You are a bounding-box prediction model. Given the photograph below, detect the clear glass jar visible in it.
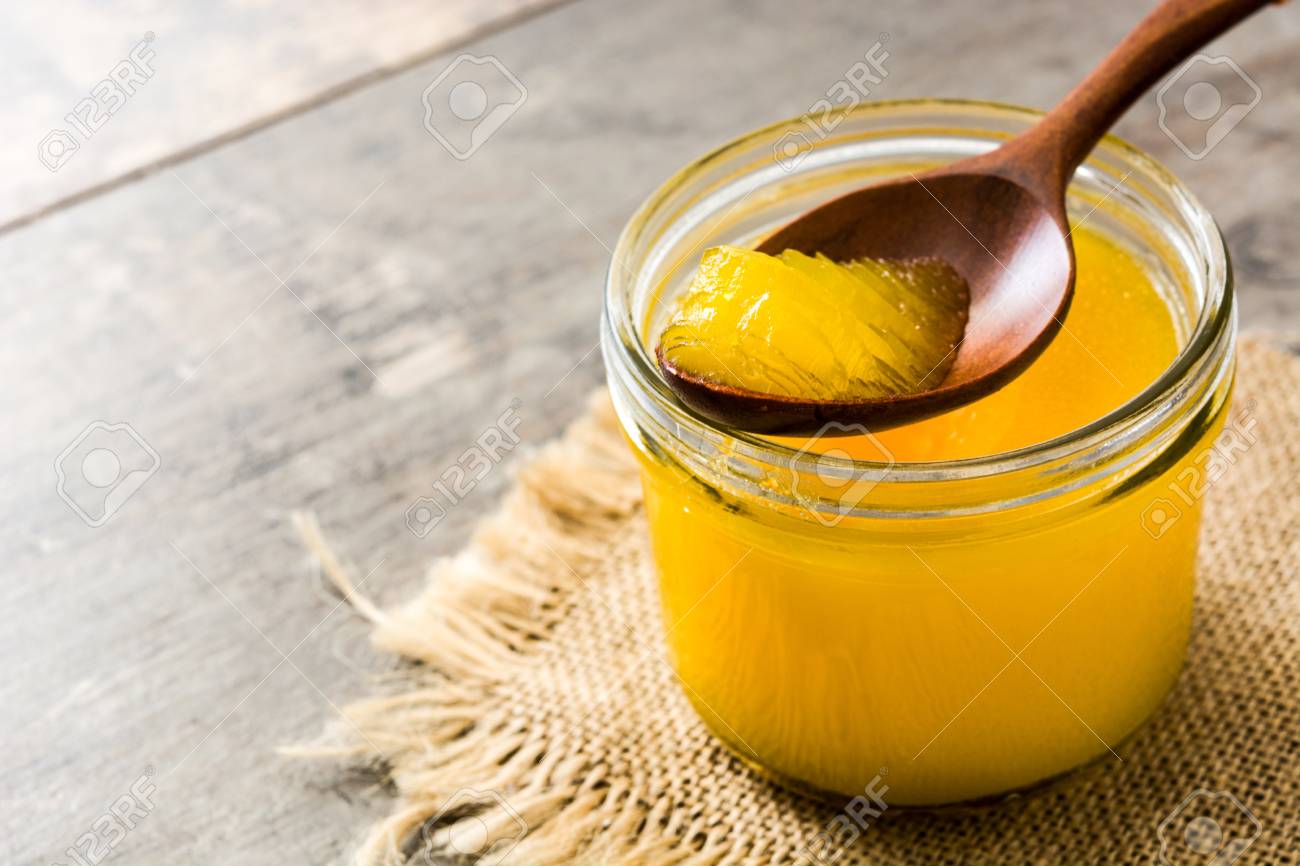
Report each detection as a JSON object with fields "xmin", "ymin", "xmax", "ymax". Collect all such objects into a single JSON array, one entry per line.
[{"xmin": 601, "ymin": 100, "xmax": 1235, "ymax": 806}]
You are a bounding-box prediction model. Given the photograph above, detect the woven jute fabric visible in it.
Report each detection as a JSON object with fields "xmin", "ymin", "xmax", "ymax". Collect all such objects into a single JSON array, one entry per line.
[{"xmin": 304, "ymin": 336, "xmax": 1299, "ymax": 866}]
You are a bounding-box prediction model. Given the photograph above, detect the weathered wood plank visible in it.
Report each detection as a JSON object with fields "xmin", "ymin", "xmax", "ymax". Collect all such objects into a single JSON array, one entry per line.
[{"xmin": 1, "ymin": 0, "xmax": 565, "ymax": 228}]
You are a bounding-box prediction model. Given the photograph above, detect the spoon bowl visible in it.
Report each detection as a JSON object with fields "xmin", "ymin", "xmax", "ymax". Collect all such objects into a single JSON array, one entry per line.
[{"xmin": 669, "ymin": 165, "xmax": 1075, "ymax": 432}]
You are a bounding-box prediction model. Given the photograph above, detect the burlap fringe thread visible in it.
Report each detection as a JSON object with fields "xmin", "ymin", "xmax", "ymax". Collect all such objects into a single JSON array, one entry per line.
[
  {"xmin": 293, "ymin": 396, "xmax": 654, "ymax": 866},
  {"xmin": 292, "ymin": 336, "xmax": 1300, "ymax": 866}
]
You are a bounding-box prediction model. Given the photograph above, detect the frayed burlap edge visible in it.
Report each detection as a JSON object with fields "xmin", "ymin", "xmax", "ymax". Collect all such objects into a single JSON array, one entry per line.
[{"xmin": 292, "ymin": 393, "xmax": 652, "ymax": 866}]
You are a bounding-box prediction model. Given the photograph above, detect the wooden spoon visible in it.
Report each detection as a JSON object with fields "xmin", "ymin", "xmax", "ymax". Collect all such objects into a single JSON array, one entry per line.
[{"xmin": 660, "ymin": 0, "xmax": 1272, "ymax": 435}]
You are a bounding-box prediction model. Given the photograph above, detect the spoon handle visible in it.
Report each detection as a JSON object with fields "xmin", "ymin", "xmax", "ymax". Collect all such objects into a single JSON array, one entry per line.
[{"xmin": 1009, "ymin": 0, "xmax": 1274, "ymax": 190}]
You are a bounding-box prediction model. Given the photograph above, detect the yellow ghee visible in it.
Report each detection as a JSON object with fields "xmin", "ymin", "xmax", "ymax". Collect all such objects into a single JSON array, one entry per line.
[
  {"xmin": 637, "ymin": 226, "xmax": 1225, "ymax": 805},
  {"xmin": 659, "ymin": 245, "xmax": 969, "ymax": 400}
]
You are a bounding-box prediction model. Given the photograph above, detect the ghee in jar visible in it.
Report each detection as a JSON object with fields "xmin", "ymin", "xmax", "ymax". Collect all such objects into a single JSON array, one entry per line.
[{"xmin": 638, "ymin": 225, "xmax": 1222, "ymax": 804}]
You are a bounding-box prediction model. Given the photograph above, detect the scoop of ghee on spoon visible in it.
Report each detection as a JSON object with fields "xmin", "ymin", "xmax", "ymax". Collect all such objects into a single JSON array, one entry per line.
[{"xmin": 657, "ymin": 245, "xmax": 969, "ymax": 403}]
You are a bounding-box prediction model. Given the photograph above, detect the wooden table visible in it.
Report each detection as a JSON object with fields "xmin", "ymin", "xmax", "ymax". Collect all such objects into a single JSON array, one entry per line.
[{"xmin": 5, "ymin": 1, "xmax": 1297, "ymax": 863}]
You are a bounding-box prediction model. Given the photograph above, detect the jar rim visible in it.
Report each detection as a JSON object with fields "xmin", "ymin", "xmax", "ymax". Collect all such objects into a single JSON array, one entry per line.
[{"xmin": 603, "ymin": 98, "xmax": 1234, "ymax": 486}]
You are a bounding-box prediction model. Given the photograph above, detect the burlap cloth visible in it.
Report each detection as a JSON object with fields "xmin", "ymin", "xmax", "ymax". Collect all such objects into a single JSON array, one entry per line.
[{"xmin": 301, "ymin": 336, "xmax": 1299, "ymax": 865}]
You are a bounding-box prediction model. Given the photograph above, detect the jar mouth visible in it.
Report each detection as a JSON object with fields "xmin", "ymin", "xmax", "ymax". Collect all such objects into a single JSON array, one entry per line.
[{"xmin": 603, "ymin": 98, "xmax": 1234, "ymax": 487}]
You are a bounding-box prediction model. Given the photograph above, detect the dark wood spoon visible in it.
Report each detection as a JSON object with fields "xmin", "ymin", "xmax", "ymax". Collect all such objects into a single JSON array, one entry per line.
[{"xmin": 660, "ymin": 0, "xmax": 1273, "ymax": 434}]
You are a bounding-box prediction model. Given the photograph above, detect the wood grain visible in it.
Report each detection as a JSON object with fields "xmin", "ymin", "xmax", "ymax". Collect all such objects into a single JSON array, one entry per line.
[
  {"xmin": 2, "ymin": 0, "xmax": 1297, "ymax": 863},
  {"xmin": 0, "ymin": 0, "xmax": 566, "ymax": 229}
]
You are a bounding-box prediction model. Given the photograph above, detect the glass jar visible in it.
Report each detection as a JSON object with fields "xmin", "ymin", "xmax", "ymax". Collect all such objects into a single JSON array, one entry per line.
[{"xmin": 601, "ymin": 100, "xmax": 1235, "ymax": 807}]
